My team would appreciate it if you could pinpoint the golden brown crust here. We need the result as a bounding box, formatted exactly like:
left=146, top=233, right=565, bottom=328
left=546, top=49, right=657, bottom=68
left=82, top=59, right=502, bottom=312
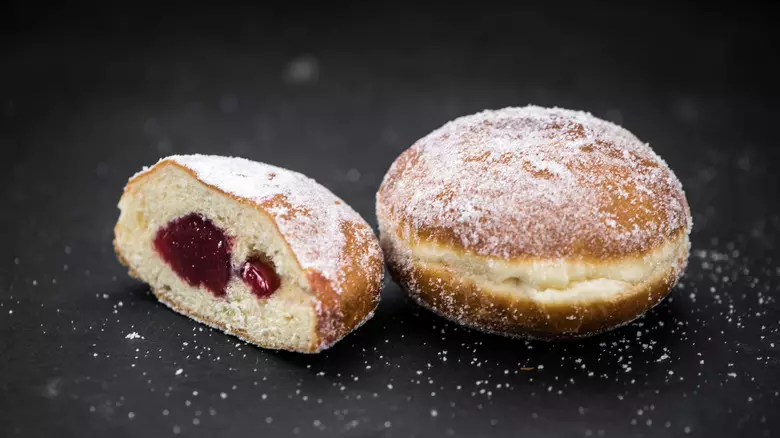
left=311, top=221, right=384, bottom=347
left=383, top=234, right=688, bottom=339
left=376, top=106, right=692, bottom=261
left=116, top=159, right=383, bottom=351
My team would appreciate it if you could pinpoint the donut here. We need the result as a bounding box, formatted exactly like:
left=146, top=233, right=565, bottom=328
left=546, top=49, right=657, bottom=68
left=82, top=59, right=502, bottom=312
left=114, top=155, right=383, bottom=353
left=376, top=106, right=691, bottom=339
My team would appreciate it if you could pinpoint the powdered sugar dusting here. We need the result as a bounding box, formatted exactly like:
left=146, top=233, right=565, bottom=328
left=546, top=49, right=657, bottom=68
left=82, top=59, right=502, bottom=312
left=378, top=106, right=691, bottom=259
left=143, top=154, right=378, bottom=294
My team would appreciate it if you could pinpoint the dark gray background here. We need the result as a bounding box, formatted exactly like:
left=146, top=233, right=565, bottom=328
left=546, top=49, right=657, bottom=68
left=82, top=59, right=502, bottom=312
left=1, top=2, right=778, bottom=437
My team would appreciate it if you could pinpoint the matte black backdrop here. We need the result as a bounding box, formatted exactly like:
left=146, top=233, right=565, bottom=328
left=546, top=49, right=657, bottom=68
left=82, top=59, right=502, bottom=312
left=1, top=2, right=779, bottom=437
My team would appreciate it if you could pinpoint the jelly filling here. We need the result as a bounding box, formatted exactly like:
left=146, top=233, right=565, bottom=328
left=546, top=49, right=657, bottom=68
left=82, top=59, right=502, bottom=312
left=241, top=257, right=281, bottom=299
left=154, top=213, right=232, bottom=297
left=154, top=212, right=283, bottom=299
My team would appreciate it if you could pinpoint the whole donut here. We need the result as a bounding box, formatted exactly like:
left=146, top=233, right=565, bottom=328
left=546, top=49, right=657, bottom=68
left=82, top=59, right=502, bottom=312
left=376, top=106, right=692, bottom=339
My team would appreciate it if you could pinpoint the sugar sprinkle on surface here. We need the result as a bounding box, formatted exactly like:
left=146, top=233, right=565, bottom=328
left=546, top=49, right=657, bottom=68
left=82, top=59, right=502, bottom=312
left=378, top=106, right=691, bottom=259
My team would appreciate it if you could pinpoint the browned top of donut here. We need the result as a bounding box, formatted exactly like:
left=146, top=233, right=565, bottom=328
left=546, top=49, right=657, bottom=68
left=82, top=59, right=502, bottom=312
left=377, top=106, right=692, bottom=260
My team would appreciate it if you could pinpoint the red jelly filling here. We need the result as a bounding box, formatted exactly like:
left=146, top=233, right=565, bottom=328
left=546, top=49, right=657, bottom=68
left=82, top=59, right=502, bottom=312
left=153, top=213, right=232, bottom=297
left=241, top=258, right=280, bottom=299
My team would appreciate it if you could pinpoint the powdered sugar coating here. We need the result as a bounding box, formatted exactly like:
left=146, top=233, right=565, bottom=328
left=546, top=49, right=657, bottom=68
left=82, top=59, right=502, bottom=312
left=141, top=154, right=380, bottom=295
left=377, top=106, right=692, bottom=259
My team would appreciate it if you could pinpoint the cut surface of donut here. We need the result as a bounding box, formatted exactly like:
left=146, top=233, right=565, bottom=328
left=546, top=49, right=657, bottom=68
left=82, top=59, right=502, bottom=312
left=115, top=155, right=383, bottom=353
left=376, top=106, right=692, bottom=339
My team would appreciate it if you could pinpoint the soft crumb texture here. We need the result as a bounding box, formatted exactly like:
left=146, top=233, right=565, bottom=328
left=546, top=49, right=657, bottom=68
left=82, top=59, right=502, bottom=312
left=376, top=106, right=692, bottom=339
left=377, top=106, right=692, bottom=260
left=136, top=154, right=381, bottom=295
left=115, top=155, right=383, bottom=353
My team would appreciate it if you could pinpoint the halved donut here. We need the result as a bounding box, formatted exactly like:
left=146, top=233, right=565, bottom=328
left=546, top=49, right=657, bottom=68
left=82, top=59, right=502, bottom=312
left=115, top=155, right=383, bottom=353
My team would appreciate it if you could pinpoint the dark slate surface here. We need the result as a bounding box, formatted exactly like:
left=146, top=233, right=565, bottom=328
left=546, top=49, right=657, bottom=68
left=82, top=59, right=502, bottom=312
left=1, top=2, right=778, bottom=437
